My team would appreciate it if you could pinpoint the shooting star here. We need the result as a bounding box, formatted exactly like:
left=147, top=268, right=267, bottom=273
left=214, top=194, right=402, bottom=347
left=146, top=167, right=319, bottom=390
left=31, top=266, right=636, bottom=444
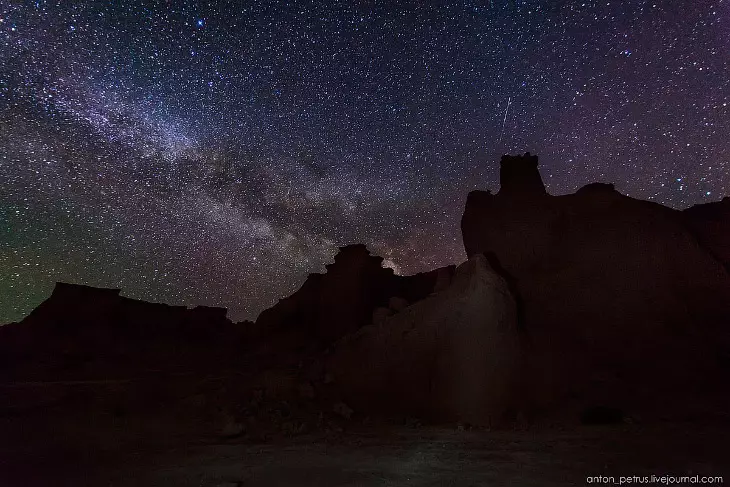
left=498, top=96, right=513, bottom=147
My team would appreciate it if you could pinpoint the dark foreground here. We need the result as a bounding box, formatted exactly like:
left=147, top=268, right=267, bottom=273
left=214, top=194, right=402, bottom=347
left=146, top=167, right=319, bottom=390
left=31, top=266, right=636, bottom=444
left=1, top=419, right=728, bottom=487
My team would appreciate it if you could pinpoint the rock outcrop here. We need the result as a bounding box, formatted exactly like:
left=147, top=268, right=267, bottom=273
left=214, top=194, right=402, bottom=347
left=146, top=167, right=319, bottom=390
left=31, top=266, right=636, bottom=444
left=326, top=254, right=521, bottom=426
left=462, top=153, right=730, bottom=416
left=255, top=244, right=456, bottom=346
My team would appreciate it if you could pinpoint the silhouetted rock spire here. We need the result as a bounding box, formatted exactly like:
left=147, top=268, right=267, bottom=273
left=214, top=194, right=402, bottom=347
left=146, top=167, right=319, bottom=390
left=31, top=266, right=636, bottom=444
left=498, top=152, right=546, bottom=198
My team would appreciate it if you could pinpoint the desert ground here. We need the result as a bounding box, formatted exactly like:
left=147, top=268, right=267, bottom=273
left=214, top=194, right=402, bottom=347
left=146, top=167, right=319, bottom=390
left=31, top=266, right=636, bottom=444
left=1, top=401, right=728, bottom=487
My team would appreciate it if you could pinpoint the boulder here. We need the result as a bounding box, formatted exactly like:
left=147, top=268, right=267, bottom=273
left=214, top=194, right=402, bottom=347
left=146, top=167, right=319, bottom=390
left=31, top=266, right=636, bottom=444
left=219, top=413, right=246, bottom=438
left=333, top=401, right=354, bottom=420
left=297, top=381, right=315, bottom=399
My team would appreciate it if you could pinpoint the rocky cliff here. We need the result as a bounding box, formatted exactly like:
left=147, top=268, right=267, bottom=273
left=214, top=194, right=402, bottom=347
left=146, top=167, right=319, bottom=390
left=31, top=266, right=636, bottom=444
left=327, top=254, right=520, bottom=425
left=462, top=153, right=730, bottom=417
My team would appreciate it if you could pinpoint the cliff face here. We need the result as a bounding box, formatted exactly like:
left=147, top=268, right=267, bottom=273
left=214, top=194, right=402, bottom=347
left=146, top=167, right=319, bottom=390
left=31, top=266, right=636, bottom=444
left=684, top=196, right=730, bottom=271
left=327, top=254, right=520, bottom=425
left=462, top=153, right=730, bottom=413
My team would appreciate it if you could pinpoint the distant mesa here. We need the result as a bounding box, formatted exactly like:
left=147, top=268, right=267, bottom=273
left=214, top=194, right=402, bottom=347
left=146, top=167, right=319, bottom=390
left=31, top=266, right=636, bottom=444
left=0, top=282, right=244, bottom=380
left=34, top=282, right=230, bottom=325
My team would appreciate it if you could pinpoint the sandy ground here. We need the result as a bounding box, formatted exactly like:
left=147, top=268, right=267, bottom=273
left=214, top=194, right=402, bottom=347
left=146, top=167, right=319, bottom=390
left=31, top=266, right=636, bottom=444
left=1, top=377, right=728, bottom=486
left=1, top=421, right=728, bottom=487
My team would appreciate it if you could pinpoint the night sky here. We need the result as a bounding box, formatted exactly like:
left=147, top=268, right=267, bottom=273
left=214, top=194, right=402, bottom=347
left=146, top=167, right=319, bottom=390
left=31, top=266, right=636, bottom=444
left=1, top=1, right=728, bottom=323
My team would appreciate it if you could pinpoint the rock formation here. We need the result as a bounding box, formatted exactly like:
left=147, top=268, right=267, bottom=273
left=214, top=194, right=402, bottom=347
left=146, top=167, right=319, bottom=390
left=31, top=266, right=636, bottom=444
left=327, top=254, right=521, bottom=425
left=2, top=154, right=729, bottom=430
left=255, top=244, right=455, bottom=346
left=498, top=152, right=547, bottom=199
left=462, top=153, right=730, bottom=416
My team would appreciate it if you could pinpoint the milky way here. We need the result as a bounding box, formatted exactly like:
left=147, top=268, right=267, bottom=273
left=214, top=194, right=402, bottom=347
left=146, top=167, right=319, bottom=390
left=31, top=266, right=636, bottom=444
left=1, top=0, right=728, bottom=323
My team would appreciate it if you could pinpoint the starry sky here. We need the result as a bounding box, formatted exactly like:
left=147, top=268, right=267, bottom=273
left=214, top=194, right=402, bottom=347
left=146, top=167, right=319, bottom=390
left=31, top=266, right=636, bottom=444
left=1, top=0, right=728, bottom=323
